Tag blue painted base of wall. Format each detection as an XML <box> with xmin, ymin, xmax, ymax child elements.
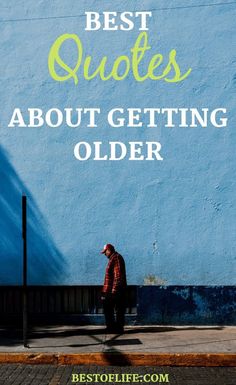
<box><xmin>0</xmin><ymin>285</ymin><xmax>235</xmax><ymax>325</ymax></box>
<box><xmin>137</xmin><ymin>286</ymin><xmax>236</xmax><ymax>325</ymax></box>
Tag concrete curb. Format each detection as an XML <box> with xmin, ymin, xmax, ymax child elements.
<box><xmin>0</xmin><ymin>353</ymin><xmax>235</xmax><ymax>366</ymax></box>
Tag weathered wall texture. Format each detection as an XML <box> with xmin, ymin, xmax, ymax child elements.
<box><xmin>0</xmin><ymin>0</ymin><xmax>236</xmax><ymax>295</ymax></box>
<box><xmin>137</xmin><ymin>286</ymin><xmax>236</xmax><ymax>325</ymax></box>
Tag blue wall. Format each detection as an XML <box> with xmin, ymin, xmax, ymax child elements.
<box><xmin>0</xmin><ymin>1</ymin><xmax>236</xmax><ymax>289</ymax></box>
<box><xmin>137</xmin><ymin>286</ymin><xmax>236</xmax><ymax>325</ymax></box>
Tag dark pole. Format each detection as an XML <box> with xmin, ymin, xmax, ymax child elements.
<box><xmin>22</xmin><ymin>195</ymin><xmax>28</xmax><ymax>348</ymax></box>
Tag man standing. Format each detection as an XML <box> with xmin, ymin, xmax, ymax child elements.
<box><xmin>100</xmin><ymin>244</ymin><xmax>127</xmax><ymax>334</ymax></box>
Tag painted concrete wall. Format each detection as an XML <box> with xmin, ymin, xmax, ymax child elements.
<box><xmin>0</xmin><ymin>1</ymin><xmax>236</xmax><ymax>287</ymax></box>
<box><xmin>137</xmin><ymin>286</ymin><xmax>236</xmax><ymax>325</ymax></box>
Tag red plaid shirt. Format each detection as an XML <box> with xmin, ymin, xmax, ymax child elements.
<box><xmin>102</xmin><ymin>252</ymin><xmax>127</xmax><ymax>294</ymax></box>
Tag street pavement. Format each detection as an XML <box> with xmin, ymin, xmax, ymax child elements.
<box><xmin>0</xmin><ymin>364</ymin><xmax>235</xmax><ymax>385</ymax></box>
<box><xmin>0</xmin><ymin>325</ymin><xmax>235</xmax><ymax>384</ymax></box>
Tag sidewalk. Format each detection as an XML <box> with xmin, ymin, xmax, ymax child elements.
<box><xmin>0</xmin><ymin>325</ymin><xmax>235</xmax><ymax>366</ymax></box>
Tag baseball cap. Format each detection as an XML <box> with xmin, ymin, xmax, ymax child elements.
<box><xmin>101</xmin><ymin>243</ymin><xmax>115</xmax><ymax>254</ymax></box>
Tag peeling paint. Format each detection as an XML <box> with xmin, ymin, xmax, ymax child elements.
<box><xmin>152</xmin><ymin>241</ymin><xmax>158</xmax><ymax>253</ymax></box>
<box><xmin>137</xmin><ymin>286</ymin><xmax>236</xmax><ymax>325</ymax></box>
<box><xmin>144</xmin><ymin>275</ymin><xmax>167</xmax><ymax>286</ymax></box>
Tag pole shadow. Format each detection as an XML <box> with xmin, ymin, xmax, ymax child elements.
<box><xmin>0</xmin><ymin>145</ymin><xmax>68</xmax><ymax>285</ymax></box>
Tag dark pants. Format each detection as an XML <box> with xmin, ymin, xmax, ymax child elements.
<box><xmin>102</xmin><ymin>291</ymin><xmax>126</xmax><ymax>330</ymax></box>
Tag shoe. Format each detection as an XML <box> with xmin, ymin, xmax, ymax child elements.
<box><xmin>104</xmin><ymin>326</ymin><xmax>124</xmax><ymax>334</ymax></box>
<box><xmin>104</xmin><ymin>327</ymin><xmax>117</xmax><ymax>334</ymax></box>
